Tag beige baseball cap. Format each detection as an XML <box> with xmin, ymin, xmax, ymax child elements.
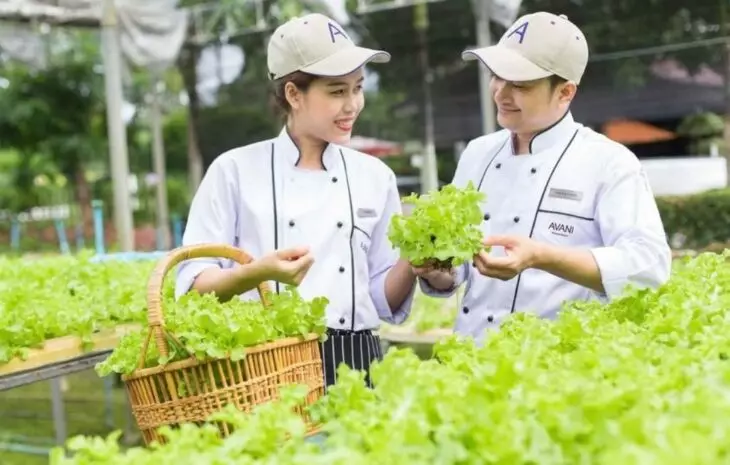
<box><xmin>267</xmin><ymin>13</ymin><xmax>390</xmax><ymax>80</ymax></box>
<box><xmin>462</xmin><ymin>12</ymin><xmax>589</xmax><ymax>84</ymax></box>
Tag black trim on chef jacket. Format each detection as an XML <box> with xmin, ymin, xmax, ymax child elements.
<box><xmin>339</xmin><ymin>150</ymin><xmax>358</xmax><ymax>332</ymax></box>
<box><xmin>509</xmin><ymin>128</ymin><xmax>580</xmax><ymax>313</ymax></box>
<box><xmin>268</xmin><ymin>145</ymin><xmax>356</xmax><ymax>308</ymax></box>
<box><xmin>527</xmin><ymin>110</ymin><xmax>570</xmax><ymax>154</ymax></box>
<box><xmin>286</xmin><ymin>126</ymin><xmax>329</xmax><ymax>170</ymax></box>
<box><xmin>536</xmin><ymin>209</ymin><xmax>594</xmax><ymax>222</ymax></box>
<box><xmin>353</xmin><ymin>225</ymin><xmax>371</xmax><ymax>239</ymax></box>
<box><xmin>269</xmin><ymin>144</ymin><xmax>280</xmax><ymax>295</ymax></box>
<box><xmin>476</xmin><ymin>137</ymin><xmax>510</xmax><ymax>191</ymax></box>
<box><xmin>481</xmin><ymin>111</ymin><xmax>571</xmax><ymax>191</ymax></box>
<box><xmin>268</xmin><ymin>133</ymin><xmax>335</xmax><ymax>295</ymax></box>
<box><xmin>270</xmin><ymin>142</ymin><xmax>379</xmax><ymax>389</ymax></box>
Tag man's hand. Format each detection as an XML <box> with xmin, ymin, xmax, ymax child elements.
<box><xmin>473</xmin><ymin>235</ymin><xmax>541</xmax><ymax>281</ymax></box>
<box><xmin>258</xmin><ymin>246</ymin><xmax>315</xmax><ymax>286</ymax></box>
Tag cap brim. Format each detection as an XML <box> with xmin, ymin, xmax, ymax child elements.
<box><xmin>300</xmin><ymin>47</ymin><xmax>390</xmax><ymax>77</ymax></box>
<box><xmin>462</xmin><ymin>46</ymin><xmax>552</xmax><ymax>82</ymax></box>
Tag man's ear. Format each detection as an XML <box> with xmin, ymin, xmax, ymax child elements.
<box><xmin>558</xmin><ymin>81</ymin><xmax>578</xmax><ymax>104</ymax></box>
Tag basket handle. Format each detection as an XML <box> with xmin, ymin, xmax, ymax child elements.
<box><xmin>138</xmin><ymin>243</ymin><xmax>272</xmax><ymax>369</ymax></box>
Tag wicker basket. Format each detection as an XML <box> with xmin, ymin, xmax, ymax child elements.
<box><xmin>121</xmin><ymin>244</ymin><xmax>325</xmax><ymax>445</ymax></box>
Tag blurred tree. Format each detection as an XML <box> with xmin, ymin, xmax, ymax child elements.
<box><xmin>177</xmin><ymin>0</ymin><xmax>341</xmax><ymax>172</ymax></box>
<box><xmin>344</xmin><ymin>0</ymin><xmax>479</xmax><ymax>97</ymax></box>
<box><xmin>348</xmin><ymin>0</ymin><xmax>728</xmax><ymax>170</ymax></box>
<box><xmin>522</xmin><ymin>0</ymin><xmax>730</xmax><ymax>172</ymax></box>
<box><xmin>348</xmin><ymin>0</ymin><xmax>722</xmax><ymax>90</ymax></box>
<box><xmin>521</xmin><ymin>0</ymin><xmax>723</xmax><ymax>88</ymax></box>
<box><xmin>0</xmin><ymin>149</ymin><xmax>61</xmax><ymax>212</ymax></box>
<box><xmin>677</xmin><ymin>111</ymin><xmax>726</xmax><ymax>155</ymax></box>
<box><xmin>163</xmin><ymin>108</ymin><xmax>192</xmax><ymax>174</ymax></box>
<box><xmin>176</xmin><ymin>0</ymin><xmax>314</xmax><ymax>184</ymax></box>
<box><xmin>357</xmin><ymin>88</ymin><xmax>418</xmax><ymax>142</ymax></box>
<box><xmin>0</xmin><ymin>57</ymin><xmax>105</xmax><ymax>229</ymax></box>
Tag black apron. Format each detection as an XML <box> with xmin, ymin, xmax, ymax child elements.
<box><xmin>320</xmin><ymin>328</ymin><xmax>383</xmax><ymax>389</ymax></box>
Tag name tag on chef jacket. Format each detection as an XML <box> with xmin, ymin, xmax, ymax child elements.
<box><xmin>357</xmin><ymin>208</ymin><xmax>377</xmax><ymax>218</ymax></box>
<box><xmin>548</xmin><ymin>187</ymin><xmax>583</xmax><ymax>202</ymax></box>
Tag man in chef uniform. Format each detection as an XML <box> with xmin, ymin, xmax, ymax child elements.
<box><xmin>417</xmin><ymin>11</ymin><xmax>672</xmax><ymax>343</ymax></box>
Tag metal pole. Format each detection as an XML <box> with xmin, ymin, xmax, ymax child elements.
<box><xmin>150</xmin><ymin>75</ymin><xmax>171</xmax><ymax>250</ymax></box>
<box><xmin>50</xmin><ymin>378</ymin><xmax>67</xmax><ymax>446</ymax></box>
<box><xmin>54</xmin><ymin>219</ymin><xmax>70</xmax><ymax>254</ymax></box>
<box><xmin>475</xmin><ymin>0</ymin><xmax>497</xmax><ymax>135</ymax></box>
<box><xmin>92</xmin><ymin>199</ymin><xmax>106</xmax><ymax>255</ymax></box>
<box><xmin>10</xmin><ymin>216</ymin><xmax>20</xmax><ymax>251</ymax></box>
<box><xmin>172</xmin><ymin>214</ymin><xmax>183</xmax><ymax>247</ymax></box>
<box><xmin>720</xmin><ymin>0</ymin><xmax>730</xmax><ymax>182</ymax></box>
<box><xmin>101</xmin><ymin>0</ymin><xmax>134</xmax><ymax>252</ymax></box>
<box><xmin>415</xmin><ymin>1</ymin><xmax>439</xmax><ymax>193</ymax></box>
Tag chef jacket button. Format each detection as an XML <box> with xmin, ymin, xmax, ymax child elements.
<box><xmin>289</xmin><ymin>220</ymin><xmax>295</xmax><ymax>227</ymax></box>
<box><xmin>487</xmin><ymin>315</ymin><xmax>494</xmax><ymax>323</ymax></box>
<box><xmin>339</xmin><ymin>317</ymin><xmax>345</xmax><ymax>324</ymax></box>
<box><xmin>331</xmin><ymin>176</ymin><xmax>338</xmax><ymax>183</ymax></box>
<box><xmin>513</xmin><ymin>216</ymin><xmax>520</xmax><ymax>223</ymax></box>
<box><xmin>462</xmin><ymin>306</ymin><xmax>469</xmax><ymax>314</ymax></box>
<box><xmin>483</xmin><ymin>213</ymin><xmax>490</xmax><ymax>221</ymax></box>
<box><xmin>339</xmin><ymin>266</ymin><xmax>345</xmax><ymax>273</ymax></box>
<box><xmin>530</xmin><ymin>167</ymin><xmax>537</xmax><ymax>174</ymax></box>
<box><xmin>337</xmin><ymin>221</ymin><xmax>343</xmax><ymax>228</ymax></box>
<box><xmin>495</xmin><ymin>163</ymin><xmax>502</xmax><ymax>169</ymax></box>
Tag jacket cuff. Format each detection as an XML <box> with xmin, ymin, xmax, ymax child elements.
<box><xmin>370</xmin><ymin>269</ymin><xmax>415</xmax><ymax>325</ymax></box>
<box><xmin>590</xmin><ymin>246</ymin><xmax>629</xmax><ymax>299</ymax></box>
<box><xmin>174</xmin><ymin>259</ymin><xmax>220</xmax><ymax>299</ymax></box>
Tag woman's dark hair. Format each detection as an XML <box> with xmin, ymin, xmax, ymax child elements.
<box><xmin>548</xmin><ymin>74</ymin><xmax>568</xmax><ymax>90</ymax></box>
<box><xmin>270</xmin><ymin>71</ymin><xmax>319</xmax><ymax>119</ymax></box>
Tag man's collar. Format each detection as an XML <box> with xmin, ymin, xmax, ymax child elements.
<box><xmin>275</xmin><ymin>126</ymin><xmax>338</xmax><ymax>170</ymax></box>
<box><xmin>511</xmin><ymin>111</ymin><xmax>579</xmax><ymax>155</ymax></box>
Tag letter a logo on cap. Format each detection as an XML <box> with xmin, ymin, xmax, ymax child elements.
<box><xmin>506</xmin><ymin>21</ymin><xmax>529</xmax><ymax>44</ymax></box>
<box><xmin>328</xmin><ymin>22</ymin><xmax>348</xmax><ymax>43</ymax></box>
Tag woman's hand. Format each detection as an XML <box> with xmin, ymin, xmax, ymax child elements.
<box><xmin>192</xmin><ymin>246</ymin><xmax>314</xmax><ymax>302</ymax></box>
<box><xmin>258</xmin><ymin>246</ymin><xmax>315</xmax><ymax>286</ymax></box>
<box><xmin>411</xmin><ymin>263</ymin><xmax>456</xmax><ymax>291</ymax></box>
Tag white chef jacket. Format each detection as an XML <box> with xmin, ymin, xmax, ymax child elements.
<box><xmin>420</xmin><ymin>112</ymin><xmax>672</xmax><ymax>343</ymax></box>
<box><xmin>176</xmin><ymin>127</ymin><xmax>414</xmax><ymax>331</ymax></box>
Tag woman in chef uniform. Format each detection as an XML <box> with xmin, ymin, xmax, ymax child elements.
<box><xmin>174</xmin><ymin>13</ymin><xmax>418</xmax><ymax>389</ymax></box>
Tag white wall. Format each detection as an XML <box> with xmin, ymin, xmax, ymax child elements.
<box><xmin>641</xmin><ymin>156</ymin><xmax>727</xmax><ymax>196</ymax></box>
